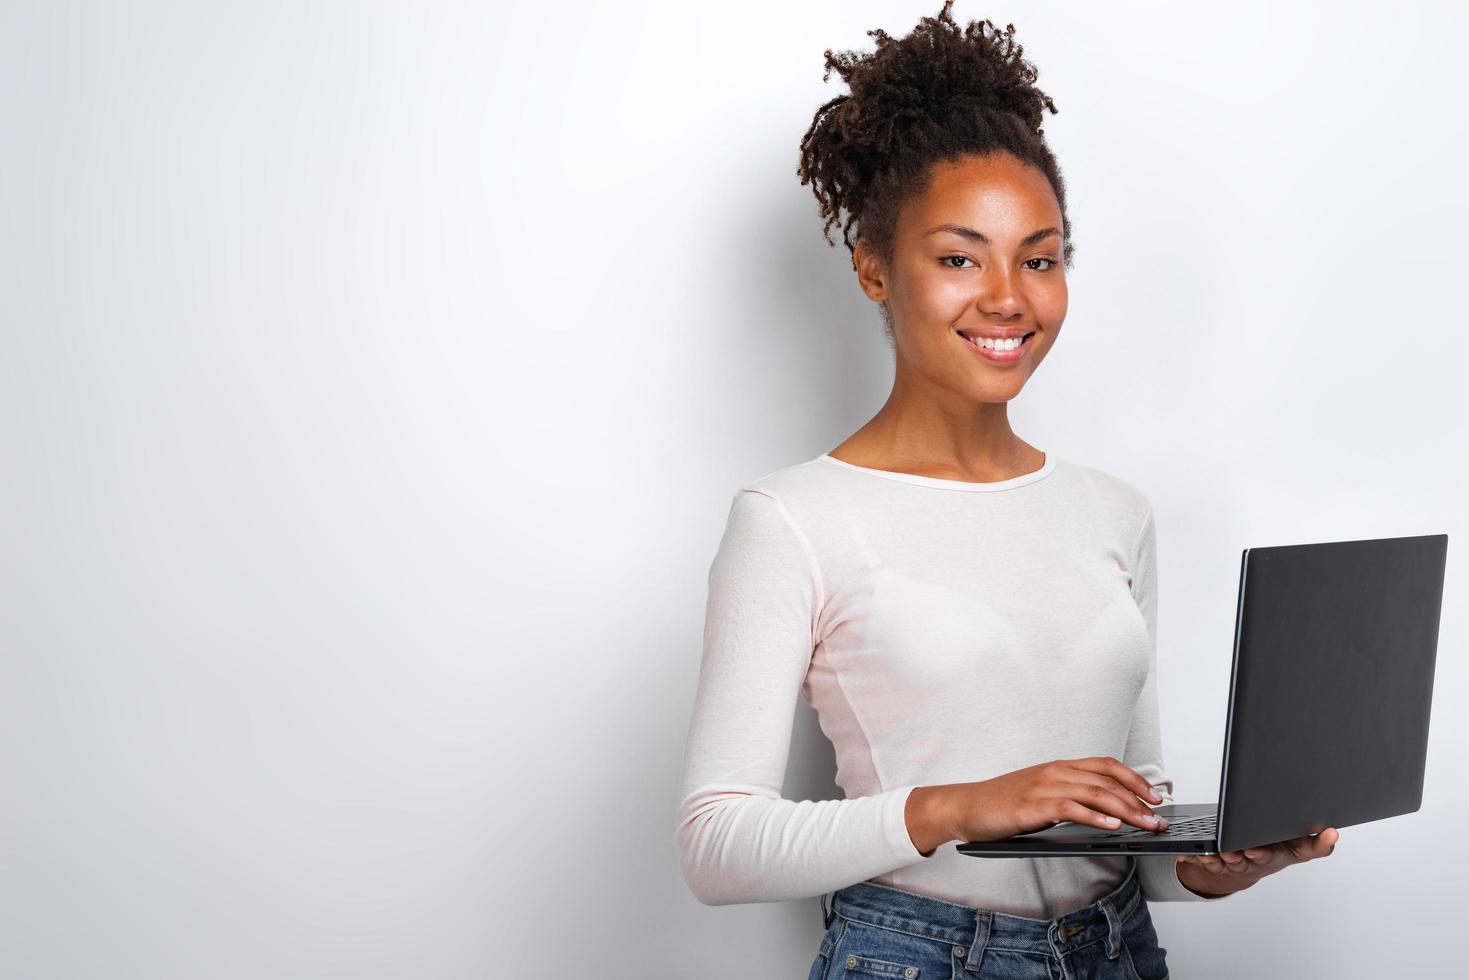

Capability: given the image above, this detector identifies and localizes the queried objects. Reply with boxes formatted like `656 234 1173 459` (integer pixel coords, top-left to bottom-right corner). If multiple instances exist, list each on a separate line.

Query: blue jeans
808 861 1168 980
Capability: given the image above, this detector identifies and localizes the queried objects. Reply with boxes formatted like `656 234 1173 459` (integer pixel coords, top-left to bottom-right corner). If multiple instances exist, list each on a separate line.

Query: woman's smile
957 328 1037 363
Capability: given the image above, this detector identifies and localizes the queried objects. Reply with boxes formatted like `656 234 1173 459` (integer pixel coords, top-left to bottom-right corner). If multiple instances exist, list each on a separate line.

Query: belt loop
821 891 834 929
963 909 992 973
1100 896 1122 959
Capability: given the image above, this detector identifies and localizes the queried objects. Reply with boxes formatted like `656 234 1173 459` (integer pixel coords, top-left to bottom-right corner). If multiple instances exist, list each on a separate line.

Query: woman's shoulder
1058 457 1154 522
730 453 839 501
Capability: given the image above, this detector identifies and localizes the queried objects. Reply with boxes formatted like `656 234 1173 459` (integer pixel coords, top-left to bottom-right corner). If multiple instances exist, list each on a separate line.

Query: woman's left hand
1175 827 1340 898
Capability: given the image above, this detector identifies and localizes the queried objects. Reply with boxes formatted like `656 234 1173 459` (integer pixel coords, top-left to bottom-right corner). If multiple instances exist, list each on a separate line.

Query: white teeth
968 334 1027 351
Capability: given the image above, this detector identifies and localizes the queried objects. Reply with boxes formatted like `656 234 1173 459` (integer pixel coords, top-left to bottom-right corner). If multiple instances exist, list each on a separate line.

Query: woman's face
857 152 1068 405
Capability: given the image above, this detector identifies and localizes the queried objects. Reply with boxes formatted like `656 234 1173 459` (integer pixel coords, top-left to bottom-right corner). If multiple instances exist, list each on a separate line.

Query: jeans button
847 955 858 968
953 945 966 957
903 969 917 978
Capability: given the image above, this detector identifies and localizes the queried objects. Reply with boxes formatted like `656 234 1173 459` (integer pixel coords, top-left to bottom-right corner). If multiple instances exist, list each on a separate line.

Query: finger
1195 854 1228 875
1218 850 1248 871
1288 828 1339 862
1068 756 1163 805
1060 780 1167 832
1284 833 1319 862
1069 773 1170 828
1054 797 1134 831
1084 772 1171 822
1073 756 1165 805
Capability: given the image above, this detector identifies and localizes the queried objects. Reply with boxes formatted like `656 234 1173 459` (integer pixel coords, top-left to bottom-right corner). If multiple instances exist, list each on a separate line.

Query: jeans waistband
825 859 1141 971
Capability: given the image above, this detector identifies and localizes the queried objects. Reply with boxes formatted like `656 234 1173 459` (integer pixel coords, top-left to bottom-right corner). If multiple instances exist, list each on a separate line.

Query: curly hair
797 1 1075 336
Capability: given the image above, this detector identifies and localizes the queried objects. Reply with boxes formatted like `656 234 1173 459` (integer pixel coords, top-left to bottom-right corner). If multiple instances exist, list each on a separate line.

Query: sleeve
673 488 929 906
1122 504 1232 903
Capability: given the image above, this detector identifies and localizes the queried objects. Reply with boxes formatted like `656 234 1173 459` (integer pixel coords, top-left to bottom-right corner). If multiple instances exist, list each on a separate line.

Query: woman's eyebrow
924 224 1061 248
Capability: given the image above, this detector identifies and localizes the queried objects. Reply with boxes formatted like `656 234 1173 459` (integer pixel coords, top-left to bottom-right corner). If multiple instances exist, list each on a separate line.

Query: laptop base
956 803 1220 857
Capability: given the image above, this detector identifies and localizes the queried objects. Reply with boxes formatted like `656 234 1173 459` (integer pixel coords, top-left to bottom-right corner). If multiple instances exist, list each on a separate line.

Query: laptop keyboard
1091 812 1217 840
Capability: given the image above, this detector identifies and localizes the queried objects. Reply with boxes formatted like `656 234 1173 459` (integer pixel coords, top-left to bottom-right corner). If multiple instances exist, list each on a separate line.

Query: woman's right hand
906 757 1169 854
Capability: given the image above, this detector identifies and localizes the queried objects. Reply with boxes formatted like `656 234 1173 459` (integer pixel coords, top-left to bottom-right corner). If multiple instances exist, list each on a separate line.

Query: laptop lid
1217 533 1448 853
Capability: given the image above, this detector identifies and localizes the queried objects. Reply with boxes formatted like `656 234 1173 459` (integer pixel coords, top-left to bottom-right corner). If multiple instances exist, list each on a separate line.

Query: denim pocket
829 920 928 978
836 952 922 978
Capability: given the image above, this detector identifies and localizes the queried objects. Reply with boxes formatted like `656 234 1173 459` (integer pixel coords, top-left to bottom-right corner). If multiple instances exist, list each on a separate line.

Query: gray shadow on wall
719 162 898 469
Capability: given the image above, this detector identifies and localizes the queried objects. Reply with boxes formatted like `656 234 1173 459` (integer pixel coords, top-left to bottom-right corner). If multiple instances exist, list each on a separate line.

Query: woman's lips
959 331 1035 363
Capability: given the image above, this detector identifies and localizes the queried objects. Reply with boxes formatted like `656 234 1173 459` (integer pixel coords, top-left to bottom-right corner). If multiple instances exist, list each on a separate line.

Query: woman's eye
942 256 1057 270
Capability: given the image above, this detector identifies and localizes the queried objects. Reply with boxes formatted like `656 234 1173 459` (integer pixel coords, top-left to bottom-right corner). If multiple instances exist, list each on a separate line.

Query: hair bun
828 6 1057 142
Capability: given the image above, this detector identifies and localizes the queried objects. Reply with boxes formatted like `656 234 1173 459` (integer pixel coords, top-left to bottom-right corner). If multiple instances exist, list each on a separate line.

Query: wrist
905 785 957 856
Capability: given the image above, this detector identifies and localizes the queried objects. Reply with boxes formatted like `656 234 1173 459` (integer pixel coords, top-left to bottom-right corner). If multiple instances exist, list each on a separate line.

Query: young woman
675 5 1338 977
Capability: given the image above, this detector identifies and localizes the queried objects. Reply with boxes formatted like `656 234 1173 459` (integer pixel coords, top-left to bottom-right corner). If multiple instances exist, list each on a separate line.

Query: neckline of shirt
815 451 1057 492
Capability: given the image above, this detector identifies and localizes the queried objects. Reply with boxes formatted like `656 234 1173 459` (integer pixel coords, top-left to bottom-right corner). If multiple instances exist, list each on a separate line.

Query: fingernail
1105 816 1120 827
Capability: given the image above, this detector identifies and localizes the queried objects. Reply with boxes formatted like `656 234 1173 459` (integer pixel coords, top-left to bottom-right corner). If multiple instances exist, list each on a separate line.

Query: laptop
958 532 1448 857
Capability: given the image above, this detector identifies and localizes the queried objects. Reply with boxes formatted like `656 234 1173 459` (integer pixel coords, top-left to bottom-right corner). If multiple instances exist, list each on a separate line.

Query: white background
2 1 1465 977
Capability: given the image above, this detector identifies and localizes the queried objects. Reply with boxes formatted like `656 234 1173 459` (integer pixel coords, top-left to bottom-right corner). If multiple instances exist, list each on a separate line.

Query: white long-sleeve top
674 451 1228 918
